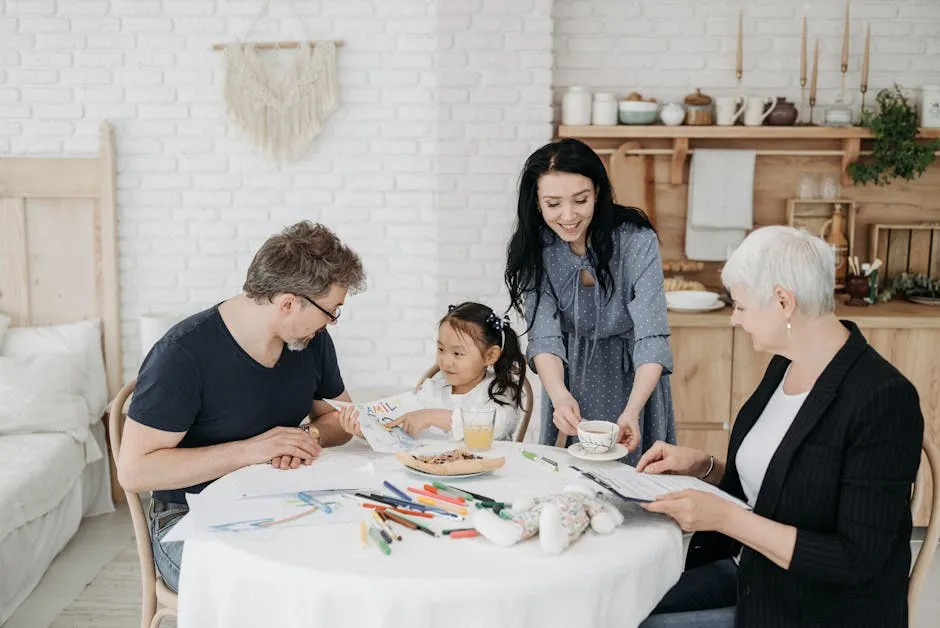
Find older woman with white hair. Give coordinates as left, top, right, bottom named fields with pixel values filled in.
left=638, top=226, right=924, bottom=628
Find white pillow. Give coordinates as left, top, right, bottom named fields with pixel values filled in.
left=0, top=319, right=109, bottom=422
left=0, top=354, right=91, bottom=439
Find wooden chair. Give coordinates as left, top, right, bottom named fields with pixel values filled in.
left=415, top=365, right=534, bottom=443
left=909, top=434, right=940, bottom=625
left=107, top=379, right=178, bottom=628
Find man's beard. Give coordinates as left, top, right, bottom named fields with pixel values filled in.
left=286, top=330, right=319, bottom=352
left=287, top=338, right=310, bottom=352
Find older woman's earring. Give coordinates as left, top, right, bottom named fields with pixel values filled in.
left=786, top=319, right=792, bottom=334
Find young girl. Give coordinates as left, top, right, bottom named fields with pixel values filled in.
left=339, top=302, right=528, bottom=441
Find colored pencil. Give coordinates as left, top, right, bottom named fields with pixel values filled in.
left=376, top=511, right=402, bottom=541
left=383, top=480, right=412, bottom=502
left=408, top=487, right=465, bottom=505
left=416, top=496, right=469, bottom=516
left=359, top=520, right=367, bottom=548
left=368, top=526, right=391, bottom=555
left=449, top=529, right=479, bottom=539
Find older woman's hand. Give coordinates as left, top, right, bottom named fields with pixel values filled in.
left=636, top=440, right=711, bottom=476
left=642, top=490, right=734, bottom=532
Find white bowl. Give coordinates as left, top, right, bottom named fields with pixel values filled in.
left=665, top=290, right=720, bottom=309
left=618, top=100, right=659, bottom=113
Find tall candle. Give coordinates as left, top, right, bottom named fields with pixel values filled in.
left=841, top=0, right=850, bottom=71
left=861, top=23, right=870, bottom=88
left=736, top=9, right=743, bottom=78
left=800, top=15, right=807, bottom=84
left=810, top=39, right=819, bottom=101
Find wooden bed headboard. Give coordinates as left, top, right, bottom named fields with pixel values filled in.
left=0, top=122, right=122, bottom=398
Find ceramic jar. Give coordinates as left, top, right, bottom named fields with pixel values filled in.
left=922, top=85, right=940, bottom=128
left=766, top=97, right=799, bottom=126
left=684, top=88, right=714, bottom=125
left=591, top=92, right=618, bottom=126
left=562, top=86, right=592, bottom=126
left=660, top=102, right=685, bottom=126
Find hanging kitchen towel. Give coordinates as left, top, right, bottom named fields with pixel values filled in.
left=685, top=149, right=756, bottom=261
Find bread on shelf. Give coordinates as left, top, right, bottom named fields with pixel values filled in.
left=662, top=259, right=705, bottom=273
left=664, top=277, right=707, bottom=292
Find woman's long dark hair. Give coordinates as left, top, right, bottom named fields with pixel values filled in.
left=504, top=138, right=654, bottom=318
left=441, top=302, right=526, bottom=408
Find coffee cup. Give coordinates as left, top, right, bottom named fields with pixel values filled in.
left=715, top=96, right=746, bottom=126
left=577, top=420, right=619, bottom=454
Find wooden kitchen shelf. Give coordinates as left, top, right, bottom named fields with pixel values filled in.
left=558, top=125, right=940, bottom=186
left=557, top=125, right=940, bottom=140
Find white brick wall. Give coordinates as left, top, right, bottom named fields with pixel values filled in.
left=554, top=0, right=940, bottom=112
left=2, top=0, right=554, bottom=390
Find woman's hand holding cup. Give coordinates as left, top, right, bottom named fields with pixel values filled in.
left=551, top=391, right=582, bottom=435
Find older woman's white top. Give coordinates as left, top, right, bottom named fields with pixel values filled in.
left=415, top=371, right=522, bottom=441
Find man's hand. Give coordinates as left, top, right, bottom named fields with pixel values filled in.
left=242, top=426, right=322, bottom=470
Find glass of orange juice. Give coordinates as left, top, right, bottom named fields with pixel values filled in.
left=461, top=407, right=495, bottom=451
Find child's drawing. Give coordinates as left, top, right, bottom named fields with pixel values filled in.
left=326, top=393, right=425, bottom=453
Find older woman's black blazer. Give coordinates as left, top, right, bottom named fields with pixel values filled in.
left=686, top=321, right=924, bottom=628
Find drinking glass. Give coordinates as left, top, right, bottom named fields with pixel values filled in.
left=819, top=173, right=841, bottom=199
left=461, top=408, right=496, bottom=451
left=797, top=172, right=818, bottom=199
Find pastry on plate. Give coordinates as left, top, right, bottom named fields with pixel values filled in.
left=395, top=449, right=505, bottom=476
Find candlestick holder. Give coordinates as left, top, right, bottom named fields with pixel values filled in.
left=800, top=78, right=807, bottom=124
left=808, top=95, right=816, bottom=125
left=860, top=84, right=868, bottom=116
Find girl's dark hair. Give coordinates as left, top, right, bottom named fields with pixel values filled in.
left=504, top=138, right=654, bottom=318
left=441, top=302, right=526, bottom=408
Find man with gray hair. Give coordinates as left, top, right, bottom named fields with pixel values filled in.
left=117, top=221, right=366, bottom=592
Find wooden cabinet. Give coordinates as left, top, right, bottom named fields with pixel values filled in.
left=669, top=302, right=939, bottom=526
left=670, top=328, right=733, bottom=463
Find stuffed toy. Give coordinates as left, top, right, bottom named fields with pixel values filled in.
left=473, top=483, right=624, bottom=554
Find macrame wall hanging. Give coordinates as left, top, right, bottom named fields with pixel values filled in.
left=212, top=0, right=342, bottom=164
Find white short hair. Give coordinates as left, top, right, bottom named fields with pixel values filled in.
left=721, top=226, right=835, bottom=317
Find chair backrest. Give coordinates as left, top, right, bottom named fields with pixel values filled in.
left=107, top=380, right=160, bottom=621
left=909, top=434, right=940, bottom=622
left=414, top=365, right=535, bottom=443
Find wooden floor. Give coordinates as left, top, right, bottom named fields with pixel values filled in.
left=6, top=503, right=940, bottom=628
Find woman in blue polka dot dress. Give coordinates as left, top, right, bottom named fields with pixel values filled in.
left=505, top=138, right=676, bottom=465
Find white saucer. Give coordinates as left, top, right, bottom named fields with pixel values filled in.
left=567, top=442, right=629, bottom=462
left=666, top=301, right=725, bottom=313
left=403, top=467, right=494, bottom=481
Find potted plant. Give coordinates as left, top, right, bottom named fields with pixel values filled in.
left=878, top=272, right=940, bottom=303
left=848, top=84, right=940, bottom=186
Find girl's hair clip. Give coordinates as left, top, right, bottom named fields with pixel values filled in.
left=485, top=312, right=511, bottom=332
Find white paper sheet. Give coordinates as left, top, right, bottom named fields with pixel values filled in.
left=163, top=492, right=362, bottom=542
left=326, top=393, right=448, bottom=454
left=572, top=464, right=751, bottom=510
left=228, top=460, right=381, bottom=498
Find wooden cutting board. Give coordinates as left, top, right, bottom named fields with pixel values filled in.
left=609, top=141, right=656, bottom=228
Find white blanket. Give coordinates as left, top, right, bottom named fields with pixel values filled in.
left=0, top=432, right=87, bottom=542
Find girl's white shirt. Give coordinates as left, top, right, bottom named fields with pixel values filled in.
left=414, top=370, right=522, bottom=441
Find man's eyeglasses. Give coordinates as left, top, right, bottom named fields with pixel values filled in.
left=299, top=294, right=341, bottom=322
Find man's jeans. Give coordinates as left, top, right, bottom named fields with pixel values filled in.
left=639, top=558, right=738, bottom=628
left=148, top=498, right=188, bottom=593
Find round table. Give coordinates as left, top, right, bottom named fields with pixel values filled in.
left=177, top=440, right=683, bottom=628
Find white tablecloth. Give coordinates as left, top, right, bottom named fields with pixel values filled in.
left=177, top=441, right=683, bottom=628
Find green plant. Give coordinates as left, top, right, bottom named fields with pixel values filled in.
left=878, top=272, right=940, bottom=302
left=848, top=84, right=940, bottom=186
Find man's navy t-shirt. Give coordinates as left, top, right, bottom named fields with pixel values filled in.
left=128, top=305, right=345, bottom=505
